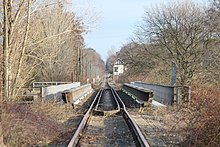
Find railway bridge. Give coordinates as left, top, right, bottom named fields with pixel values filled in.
left=17, top=80, right=190, bottom=147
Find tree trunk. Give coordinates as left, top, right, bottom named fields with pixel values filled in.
left=0, top=120, right=4, bottom=147
left=180, top=74, right=191, bottom=103
left=0, top=79, right=5, bottom=146
left=1, top=0, right=9, bottom=145
left=11, top=0, right=31, bottom=98
left=3, top=0, right=9, bottom=99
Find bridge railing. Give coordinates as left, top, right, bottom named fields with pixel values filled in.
left=122, top=83, right=153, bottom=106
left=18, top=82, right=81, bottom=101
left=131, top=82, right=174, bottom=105
left=16, top=87, right=42, bottom=101
left=33, top=82, right=72, bottom=88
left=129, top=82, right=190, bottom=105
left=41, top=82, right=81, bottom=100
left=62, top=84, right=93, bottom=106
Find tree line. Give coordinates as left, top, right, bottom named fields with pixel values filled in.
left=0, top=0, right=105, bottom=145
left=0, top=0, right=105, bottom=100
left=107, top=0, right=220, bottom=96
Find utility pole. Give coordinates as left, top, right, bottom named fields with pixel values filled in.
left=77, top=48, right=80, bottom=82
left=76, top=43, right=80, bottom=82
left=85, top=58, right=88, bottom=82
left=76, top=35, right=83, bottom=82
left=79, top=48, right=81, bottom=81
left=90, top=62, right=92, bottom=78
left=81, top=49, right=83, bottom=81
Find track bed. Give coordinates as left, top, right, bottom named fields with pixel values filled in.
left=79, top=115, right=135, bottom=147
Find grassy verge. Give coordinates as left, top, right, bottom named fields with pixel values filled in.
left=140, top=85, right=220, bottom=147
left=2, top=100, right=78, bottom=146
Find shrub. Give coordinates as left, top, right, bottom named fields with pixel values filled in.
left=183, top=86, right=220, bottom=147
left=2, top=101, right=68, bottom=146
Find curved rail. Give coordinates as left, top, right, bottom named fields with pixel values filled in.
left=68, top=87, right=150, bottom=147
left=67, top=89, right=103, bottom=147
left=94, top=89, right=104, bottom=110
left=110, top=88, right=120, bottom=111
left=111, top=88, right=150, bottom=147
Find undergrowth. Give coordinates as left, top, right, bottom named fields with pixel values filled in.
left=2, top=100, right=76, bottom=146
left=140, top=85, right=220, bottom=147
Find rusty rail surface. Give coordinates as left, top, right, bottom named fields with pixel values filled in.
left=67, top=89, right=103, bottom=147
left=94, top=89, right=104, bottom=110
left=67, top=86, right=150, bottom=147
left=111, top=88, right=150, bottom=147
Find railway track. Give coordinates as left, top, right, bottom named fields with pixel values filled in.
left=67, top=87, right=150, bottom=147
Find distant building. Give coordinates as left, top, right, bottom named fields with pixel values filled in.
left=113, top=59, right=125, bottom=82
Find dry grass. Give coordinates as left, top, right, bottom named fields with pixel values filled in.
left=139, top=106, right=189, bottom=146
left=186, top=85, right=220, bottom=147
left=30, top=100, right=77, bottom=122
left=139, top=85, right=220, bottom=147
left=2, top=99, right=78, bottom=146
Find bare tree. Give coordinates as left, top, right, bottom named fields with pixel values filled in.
left=118, top=43, right=156, bottom=77
left=136, top=0, right=212, bottom=101
left=0, top=46, right=4, bottom=147
left=1, top=0, right=43, bottom=98
left=209, top=0, right=220, bottom=38
left=200, top=0, right=220, bottom=86
left=1, top=0, right=86, bottom=98
left=29, top=2, right=84, bottom=83
left=2, top=0, right=10, bottom=99
left=82, top=48, right=105, bottom=83
left=106, top=49, right=117, bottom=74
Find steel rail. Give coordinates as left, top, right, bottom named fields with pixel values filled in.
left=67, top=89, right=103, bottom=147
left=110, top=88, right=121, bottom=111
left=68, top=87, right=150, bottom=147
left=94, top=89, right=104, bottom=110
left=111, top=88, right=151, bottom=147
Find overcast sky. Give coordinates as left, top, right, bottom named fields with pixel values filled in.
left=72, top=0, right=209, bottom=61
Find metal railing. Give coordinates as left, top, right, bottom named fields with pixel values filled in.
left=41, top=82, right=80, bottom=99
left=18, top=82, right=79, bottom=100
left=17, top=87, right=42, bottom=100
left=130, top=82, right=190, bottom=105
left=122, top=83, right=153, bottom=105
left=130, top=82, right=174, bottom=105
left=33, top=82, right=72, bottom=88
left=62, top=84, right=92, bottom=104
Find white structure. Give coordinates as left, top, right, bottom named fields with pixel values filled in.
left=113, top=59, right=125, bottom=82
left=113, top=59, right=125, bottom=76
left=113, top=59, right=127, bottom=82
left=41, top=82, right=80, bottom=99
